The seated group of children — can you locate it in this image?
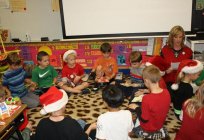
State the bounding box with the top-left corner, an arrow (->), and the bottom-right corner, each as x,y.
1,42 -> 204,140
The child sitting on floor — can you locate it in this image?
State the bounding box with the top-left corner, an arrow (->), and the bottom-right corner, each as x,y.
2,52 -> 39,108
35,86 -> 96,140
32,51 -> 58,95
171,59 -> 203,120
129,51 -> 145,82
128,65 -> 171,139
96,85 -> 133,140
118,51 -> 145,98
92,42 -> 118,83
128,55 -> 170,102
58,50 -> 89,94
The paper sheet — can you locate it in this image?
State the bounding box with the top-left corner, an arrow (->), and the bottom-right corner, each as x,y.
10,0 -> 26,12
171,62 -> 180,70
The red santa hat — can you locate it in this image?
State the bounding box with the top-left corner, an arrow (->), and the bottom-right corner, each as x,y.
146,56 -> 170,76
63,50 -> 77,62
40,86 -> 68,115
171,59 -> 203,90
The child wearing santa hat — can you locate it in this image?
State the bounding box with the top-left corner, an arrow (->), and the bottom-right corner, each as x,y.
57,50 -> 89,94
35,86 -> 96,140
171,59 -> 203,120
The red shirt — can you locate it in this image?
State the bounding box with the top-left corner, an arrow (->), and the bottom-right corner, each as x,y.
159,78 -> 167,89
140,89 -> 170,132
61,63 -> 84,79
175,103 -> 204,140
161,45 -> 192,83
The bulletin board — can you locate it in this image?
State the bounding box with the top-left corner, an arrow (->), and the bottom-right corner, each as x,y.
2,40 -> 148,69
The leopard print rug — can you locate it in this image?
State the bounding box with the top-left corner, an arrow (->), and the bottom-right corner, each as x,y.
27,91 -> 181,140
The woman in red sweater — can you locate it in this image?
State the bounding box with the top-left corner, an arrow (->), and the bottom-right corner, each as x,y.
161,25 -> 192,85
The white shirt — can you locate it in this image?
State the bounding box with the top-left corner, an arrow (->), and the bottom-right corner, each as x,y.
96,110 -> 133,140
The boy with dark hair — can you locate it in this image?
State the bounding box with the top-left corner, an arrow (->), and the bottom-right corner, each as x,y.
92,42 -> 118,83
129,65 -> 170,139
2,52 -> 39,108
32,51 -> 58,95
100,42 -> 112,53
96,85 -> 133,140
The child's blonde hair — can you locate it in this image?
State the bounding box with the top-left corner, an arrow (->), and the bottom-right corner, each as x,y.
67,53 -> 76,59
167,25 -> 185,48
185,83 -> 204,118
142,65 -> 161,83
129,51 -> 142,63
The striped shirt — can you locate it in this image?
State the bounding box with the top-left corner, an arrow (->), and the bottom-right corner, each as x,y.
2,67 -> 28,98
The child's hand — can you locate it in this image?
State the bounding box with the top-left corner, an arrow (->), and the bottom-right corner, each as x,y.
31,82 -> 37,87
73,75 -> 81,84
89,122 -> 97,130
128,103 -> 138,110
166,67 -> 174,74
26,121 -> 33,131
85,122 -> 97,136
29,87 -> 35,92
29,82 -> 37,91
134,89 -> 149,97
57,81 -> 65,87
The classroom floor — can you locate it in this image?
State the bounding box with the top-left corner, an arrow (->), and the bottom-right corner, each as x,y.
27,90 -> 180,140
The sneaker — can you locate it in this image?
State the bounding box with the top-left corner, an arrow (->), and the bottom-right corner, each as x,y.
81,88 -> 91,94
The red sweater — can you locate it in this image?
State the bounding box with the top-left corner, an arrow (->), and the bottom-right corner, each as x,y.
61,63 -> 84,79
161,45 -> 192,83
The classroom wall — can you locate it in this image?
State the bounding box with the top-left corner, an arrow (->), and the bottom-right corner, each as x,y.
1,40 -> 151,69
0,0 -> 62,41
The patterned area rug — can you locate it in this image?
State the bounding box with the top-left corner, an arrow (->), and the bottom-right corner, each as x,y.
28,91 -> 181,140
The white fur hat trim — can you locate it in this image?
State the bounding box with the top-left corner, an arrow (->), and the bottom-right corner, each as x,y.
40,89 -> 68,115
182,60 -> 203,74
63,50 -> 77,62
171,83 -> 179,90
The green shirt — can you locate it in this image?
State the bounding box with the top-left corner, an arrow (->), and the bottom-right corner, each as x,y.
32,65 -> 58,88
194,69 -> 204,86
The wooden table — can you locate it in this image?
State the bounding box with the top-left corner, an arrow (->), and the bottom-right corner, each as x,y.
0,104 -> 27,140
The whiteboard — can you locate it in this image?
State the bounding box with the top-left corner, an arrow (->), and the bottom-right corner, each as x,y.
60,0 -> 193,39
0,0 -> 62,41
